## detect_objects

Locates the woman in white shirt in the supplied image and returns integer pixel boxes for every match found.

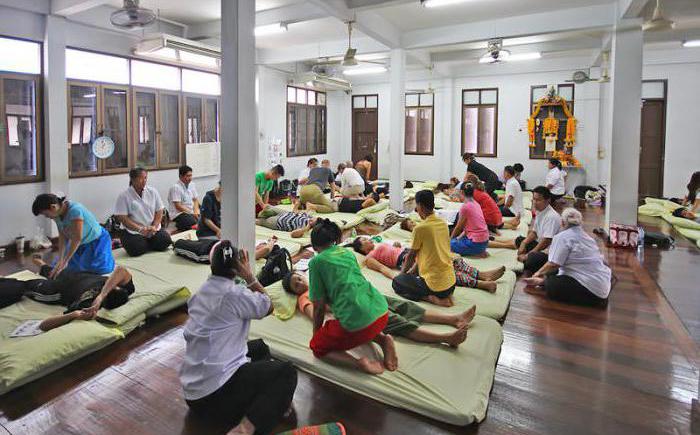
[524,208,611,307]
[545,158,566,202]
[180,241,297,435]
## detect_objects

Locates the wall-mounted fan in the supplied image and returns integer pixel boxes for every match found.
[111,0,156,29]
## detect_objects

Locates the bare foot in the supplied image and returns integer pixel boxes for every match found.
[469,251,489,259]
[356,356,384,375]
[454,305,476,329]
[32,255,46,267]
[480,281,498,293]
[446,326,469,348]
[378,334,398,371]
[480,266,506,281]
[426,295,454,307]
[306,203,319,212]
[227,417,256,435]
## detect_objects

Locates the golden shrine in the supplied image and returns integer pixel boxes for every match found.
[527,86,580,166]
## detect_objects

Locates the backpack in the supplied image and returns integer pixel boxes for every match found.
[257,245,292,287]
[0,278,27,309]
[173,239,218,263]
[643,231,675,249]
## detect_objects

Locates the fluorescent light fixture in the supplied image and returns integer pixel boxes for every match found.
[421,0,471,8]
[343,65,388,76]
[682,39,700,48]
[509,52,542,61]
[255,22,288,36]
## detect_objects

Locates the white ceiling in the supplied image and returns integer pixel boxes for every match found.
[256,17,355,49]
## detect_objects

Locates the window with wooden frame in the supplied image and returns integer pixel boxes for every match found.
[287,86,327,157]
[529,84,574,159]
[132,89,183,169]
[462,88,498,157]
[184,94,219,145]
[0,36,43,185]
[405,92,434,155]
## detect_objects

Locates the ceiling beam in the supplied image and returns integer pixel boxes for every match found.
[432,38,604,63]
[402,3,617,49]
[307,0,401,49]
[618,0,650,19]
[346,0,413,10]
[51,0,109,16]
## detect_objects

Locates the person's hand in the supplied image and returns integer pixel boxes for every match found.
[74,309,95,321]
[517,253,528,263]
[84,296,103,319]
[393,242,402,248]
[523,276,545,287]
[193,212,200,220]
[49,261,65,279]
[517,245,526,255]
[233,250,255,284]
[215,229,222,239]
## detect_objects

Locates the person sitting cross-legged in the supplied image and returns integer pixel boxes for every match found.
[168,165,200,231]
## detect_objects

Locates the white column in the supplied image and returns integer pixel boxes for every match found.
[220,0,256,255]
[389,48,405,211]
[43,15,69,237]
[605,21,643,229]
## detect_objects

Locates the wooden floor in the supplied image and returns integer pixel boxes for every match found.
[0,205,699,435]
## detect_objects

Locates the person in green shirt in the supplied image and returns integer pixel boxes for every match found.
[255,164,285,216]
[308,219,398,375]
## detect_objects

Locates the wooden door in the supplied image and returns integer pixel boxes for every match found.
[352,94,378,180]
[638,99,666,198]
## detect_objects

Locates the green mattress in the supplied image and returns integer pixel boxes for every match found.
[272,204,366,230]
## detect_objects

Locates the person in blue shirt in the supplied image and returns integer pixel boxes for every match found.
[32,194,115,276]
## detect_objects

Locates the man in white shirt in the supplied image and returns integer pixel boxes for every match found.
[168,165,200,231]
[297,158,318,196]
[500,166,524,219]
[115,168,171,257]
[517,185,561,273]
[339,165,366,197]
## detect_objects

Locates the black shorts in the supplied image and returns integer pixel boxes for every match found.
[392,273,455,301]
[338,198,364,213]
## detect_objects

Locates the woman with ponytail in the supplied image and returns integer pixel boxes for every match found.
[32,193,114,276]
[307,219,398,375]
[449,183,489,257]
[545,158,566,202]
[180,240,297,435]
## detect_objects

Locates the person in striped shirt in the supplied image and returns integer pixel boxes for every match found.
[256,206,319,238]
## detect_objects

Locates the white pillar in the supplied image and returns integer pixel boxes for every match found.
[605,21,643,229]
[220,0,256,255]
[389,48,405,212]
[43,15,69,237]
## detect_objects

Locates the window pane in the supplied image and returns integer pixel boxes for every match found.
[66,49,129,84]
[186,97,202,144]
[203,98,218,142]
[317,107,326,153]
[307,107,317,153]
[418,107,432,154]
[297,106,308,155]
[405,108,418,153]
[642,82,665,99]
[353,96,365,109]
[103,88,129,169]
[406,94,419,107]
[478,106,496,155]
[182,69,220,95]
[0,37,41,75]
[296,88,307,105]
[308,90,316,106]
[532,86,546,102]
[481,90,497,105]
[160,93,180,165]
[135,92,156,167]
[131,60,180,91]
[179,51,218,69]
[366,96,378,108]
[463,107,478,154]
[420,93,433,107]
[288,105,297,155]
[3,79,37,177]
[463,91,479,105]
[287,87,296,103]
[557,85,573,101]
[69,85,98,174]
[317,92,326,106]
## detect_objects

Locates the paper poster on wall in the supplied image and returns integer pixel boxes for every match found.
[186,142,220,178]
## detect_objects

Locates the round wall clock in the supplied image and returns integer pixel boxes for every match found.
[92,136,115,159]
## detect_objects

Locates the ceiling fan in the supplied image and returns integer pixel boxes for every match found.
[643,0,675,32]
[110,0,156,29]
[315,21,386,68]
[479,39,510,63]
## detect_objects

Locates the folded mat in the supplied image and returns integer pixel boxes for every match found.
[676,227,700,242]
[0,271,123,395]
[272,204,366,230]
[249,312,503,426]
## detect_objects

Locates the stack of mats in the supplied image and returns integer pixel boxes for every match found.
[638,197,700,243]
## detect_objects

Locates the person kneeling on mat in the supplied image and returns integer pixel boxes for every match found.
[351,237,505,292]
[297,166,337,213]
[180,241,297,435]
[283,271,474,348]
[306,219,398,375]
[115,168,172,257]
[168,165,200,232]
[392,190,457,307]
[523,208,611,307]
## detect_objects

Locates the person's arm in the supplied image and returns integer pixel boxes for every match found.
[40,309,92,331]
[51,231,67,278]
[451,213,467,239]
[312,298,326,333]
[505,194,514,209]
[263,191,270,205]
[255,189,265,207]
[235,249,273,315]
[364,257,396,280]
[533,261,560,278]
[518,231,537,255]
[401,249,417,274]
[531,237,552,253]
[290,223,311,239]
[84,266,133,318]
[173,202,192,214]
[150,209,163,234]
[203,218,221,238]
[116,215,149,235]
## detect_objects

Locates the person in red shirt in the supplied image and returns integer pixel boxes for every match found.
[466,174,519,234]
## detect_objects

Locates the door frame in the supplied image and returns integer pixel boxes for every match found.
[351,94,379,179]
[640,79,667,198]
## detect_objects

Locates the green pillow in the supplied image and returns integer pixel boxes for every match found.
[265,280,298,320]
[662,214,700,230]
[357,200,389,216]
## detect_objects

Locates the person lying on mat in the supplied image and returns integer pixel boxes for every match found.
[489,186,561,274]
[450,183,490,258]
[672,207,700,223]
[392,190,457,308]
[297,166,337,213]
[255,164,285,216]
[337,192,381,214]
[168,165,200,232]
[197,182,222,240]
[180,240,297,435]
[307,219,398,375]
[32,193,115,276]
[498,166,524,227]
[523,208,611,307]
[350,237,505,292]
[283,271,474,348]
[115,168,172,257]
[256,206,319,238]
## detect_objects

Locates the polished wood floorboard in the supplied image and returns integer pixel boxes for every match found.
[0,205,698,435]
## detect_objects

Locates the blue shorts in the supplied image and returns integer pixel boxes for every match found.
[61,227,115,275]
[450,237,488,256]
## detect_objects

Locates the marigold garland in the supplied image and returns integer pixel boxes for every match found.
[527,94,577,149]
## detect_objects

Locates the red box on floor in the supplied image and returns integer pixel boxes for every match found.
[608,223,639,249]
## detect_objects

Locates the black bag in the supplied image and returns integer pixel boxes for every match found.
[173,239,218,263]
[0,278,27,309]
[574,185,597,199]
[644,231,675,249]
[257,245,292,287]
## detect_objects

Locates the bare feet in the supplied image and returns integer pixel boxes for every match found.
[479,281,498,293]
[446,326,469,348]
[480,266,506,281]
[227,417,256,435]
[426,295,454,307]
[378,334,398,371]
[470,251,489,259]
[356,356,385,375]
[306,203,319,212]
[453,305,476,329]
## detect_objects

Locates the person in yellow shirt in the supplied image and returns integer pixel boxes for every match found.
[392,190,457,307]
